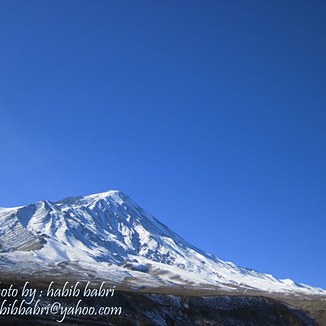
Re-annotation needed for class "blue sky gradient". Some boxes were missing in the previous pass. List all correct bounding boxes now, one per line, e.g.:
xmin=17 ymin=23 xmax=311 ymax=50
xmin=0 ymin=1 xmax=325 ymax=288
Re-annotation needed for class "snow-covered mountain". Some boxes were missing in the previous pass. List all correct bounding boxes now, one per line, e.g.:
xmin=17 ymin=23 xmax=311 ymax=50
xmin=0 ymin=190 xmax=324 ymax=296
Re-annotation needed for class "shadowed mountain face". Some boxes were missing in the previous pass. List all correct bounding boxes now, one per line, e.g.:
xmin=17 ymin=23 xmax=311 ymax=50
xmin=0 ymin=190 xmax=325 ymax=297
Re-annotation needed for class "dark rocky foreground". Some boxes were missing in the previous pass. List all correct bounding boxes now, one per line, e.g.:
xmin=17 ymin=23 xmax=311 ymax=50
xmin=0 ymin=281 xmax=321 ymax=326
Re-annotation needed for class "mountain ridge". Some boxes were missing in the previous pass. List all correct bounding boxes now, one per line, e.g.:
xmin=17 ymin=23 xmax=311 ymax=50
xmin=0 ymin=190 xmax=325 ymax=297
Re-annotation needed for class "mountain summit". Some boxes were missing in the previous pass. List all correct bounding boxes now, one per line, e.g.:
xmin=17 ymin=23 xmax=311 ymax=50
xmin=0 ymin=190 xmax=324 ymax=296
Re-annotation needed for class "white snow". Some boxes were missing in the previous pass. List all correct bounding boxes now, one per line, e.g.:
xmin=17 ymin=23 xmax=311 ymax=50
xmin=0 ymin=190 xmax=325 ymax=297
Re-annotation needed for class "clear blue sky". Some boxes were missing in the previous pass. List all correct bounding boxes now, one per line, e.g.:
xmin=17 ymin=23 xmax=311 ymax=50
xmin=0 ymin=1 xmax=325 ymax=288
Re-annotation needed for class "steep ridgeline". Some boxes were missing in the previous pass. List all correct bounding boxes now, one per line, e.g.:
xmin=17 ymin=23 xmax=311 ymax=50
xmin=0 ymin=190 xmax=325 ymax=297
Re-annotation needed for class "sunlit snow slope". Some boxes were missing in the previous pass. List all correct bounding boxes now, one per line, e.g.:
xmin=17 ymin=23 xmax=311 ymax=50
xmin=0 ymin=190 xmax=324 ymax=296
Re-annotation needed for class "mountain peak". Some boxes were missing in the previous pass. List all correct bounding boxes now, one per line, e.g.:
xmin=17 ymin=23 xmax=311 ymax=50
xmin=55 ymin=189 xmax=125 ymax=207
xmin=83 ymin=189 xmax=124 ymax=200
